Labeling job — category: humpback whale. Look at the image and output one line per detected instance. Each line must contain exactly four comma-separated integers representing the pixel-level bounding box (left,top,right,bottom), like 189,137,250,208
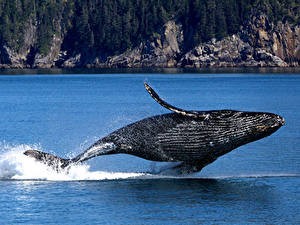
24,83,285,174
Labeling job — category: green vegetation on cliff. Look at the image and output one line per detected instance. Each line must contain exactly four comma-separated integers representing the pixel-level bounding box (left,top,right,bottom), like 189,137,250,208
0,0,299,57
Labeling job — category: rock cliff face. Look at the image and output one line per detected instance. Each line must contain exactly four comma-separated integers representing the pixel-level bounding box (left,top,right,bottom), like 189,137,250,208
0,19,37,68
180,14,299,68
33,35,64,69
0,14,299,69
101,21,183,68
0,18,64,69
60,21,183,68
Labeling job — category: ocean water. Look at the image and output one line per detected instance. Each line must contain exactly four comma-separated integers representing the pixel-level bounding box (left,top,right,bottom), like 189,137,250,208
0,72,299,224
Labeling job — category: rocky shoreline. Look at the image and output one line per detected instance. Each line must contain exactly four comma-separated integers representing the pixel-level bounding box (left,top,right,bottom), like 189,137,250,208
0,13,299,69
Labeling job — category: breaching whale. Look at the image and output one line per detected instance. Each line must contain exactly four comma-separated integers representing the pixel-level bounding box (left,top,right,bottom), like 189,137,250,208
24,83,285,174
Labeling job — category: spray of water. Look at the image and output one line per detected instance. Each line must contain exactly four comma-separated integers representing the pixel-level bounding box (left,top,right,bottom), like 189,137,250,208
0,143,145,181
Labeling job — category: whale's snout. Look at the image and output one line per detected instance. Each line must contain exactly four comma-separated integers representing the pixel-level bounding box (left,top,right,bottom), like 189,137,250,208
270,114,285,128
276,115,285,126
250,112,285,136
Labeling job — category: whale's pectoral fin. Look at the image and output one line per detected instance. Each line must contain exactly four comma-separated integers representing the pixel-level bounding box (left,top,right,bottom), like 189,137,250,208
144,82,207,119
24,150,71,171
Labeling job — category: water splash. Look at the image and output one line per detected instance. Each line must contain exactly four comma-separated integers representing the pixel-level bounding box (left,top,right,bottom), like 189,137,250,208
0,144,144,181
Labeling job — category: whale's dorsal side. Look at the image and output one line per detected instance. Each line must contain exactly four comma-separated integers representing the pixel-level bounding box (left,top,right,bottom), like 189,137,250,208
144,82,207,119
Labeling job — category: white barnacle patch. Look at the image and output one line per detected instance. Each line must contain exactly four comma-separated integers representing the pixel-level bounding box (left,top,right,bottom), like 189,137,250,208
121,144,132,150
191,120,197,125
204,114,210,120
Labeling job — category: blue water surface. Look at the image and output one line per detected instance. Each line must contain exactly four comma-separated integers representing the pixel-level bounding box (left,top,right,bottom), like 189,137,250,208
0,72,299,224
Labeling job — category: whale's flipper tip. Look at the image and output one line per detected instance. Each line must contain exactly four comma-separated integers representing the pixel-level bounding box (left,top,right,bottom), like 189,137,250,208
24,150,71,171
144,82,205,118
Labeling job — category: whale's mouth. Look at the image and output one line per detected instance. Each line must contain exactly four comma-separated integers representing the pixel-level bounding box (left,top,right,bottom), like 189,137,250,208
269,115,285,129
257,113,285,130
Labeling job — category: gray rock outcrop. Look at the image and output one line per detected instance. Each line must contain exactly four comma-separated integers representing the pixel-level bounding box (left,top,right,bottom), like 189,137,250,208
33,35,63,68
92,20,183,68
181,14,298,68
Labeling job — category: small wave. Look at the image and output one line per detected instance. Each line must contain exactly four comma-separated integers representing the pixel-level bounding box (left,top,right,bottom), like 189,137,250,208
196,173,300,179
132,173,300,180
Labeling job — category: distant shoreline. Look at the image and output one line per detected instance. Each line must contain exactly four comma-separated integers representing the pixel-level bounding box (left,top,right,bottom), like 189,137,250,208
1,67,300,75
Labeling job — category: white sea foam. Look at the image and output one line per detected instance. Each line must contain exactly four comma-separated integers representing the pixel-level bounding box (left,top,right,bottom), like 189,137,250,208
0,144,145,181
